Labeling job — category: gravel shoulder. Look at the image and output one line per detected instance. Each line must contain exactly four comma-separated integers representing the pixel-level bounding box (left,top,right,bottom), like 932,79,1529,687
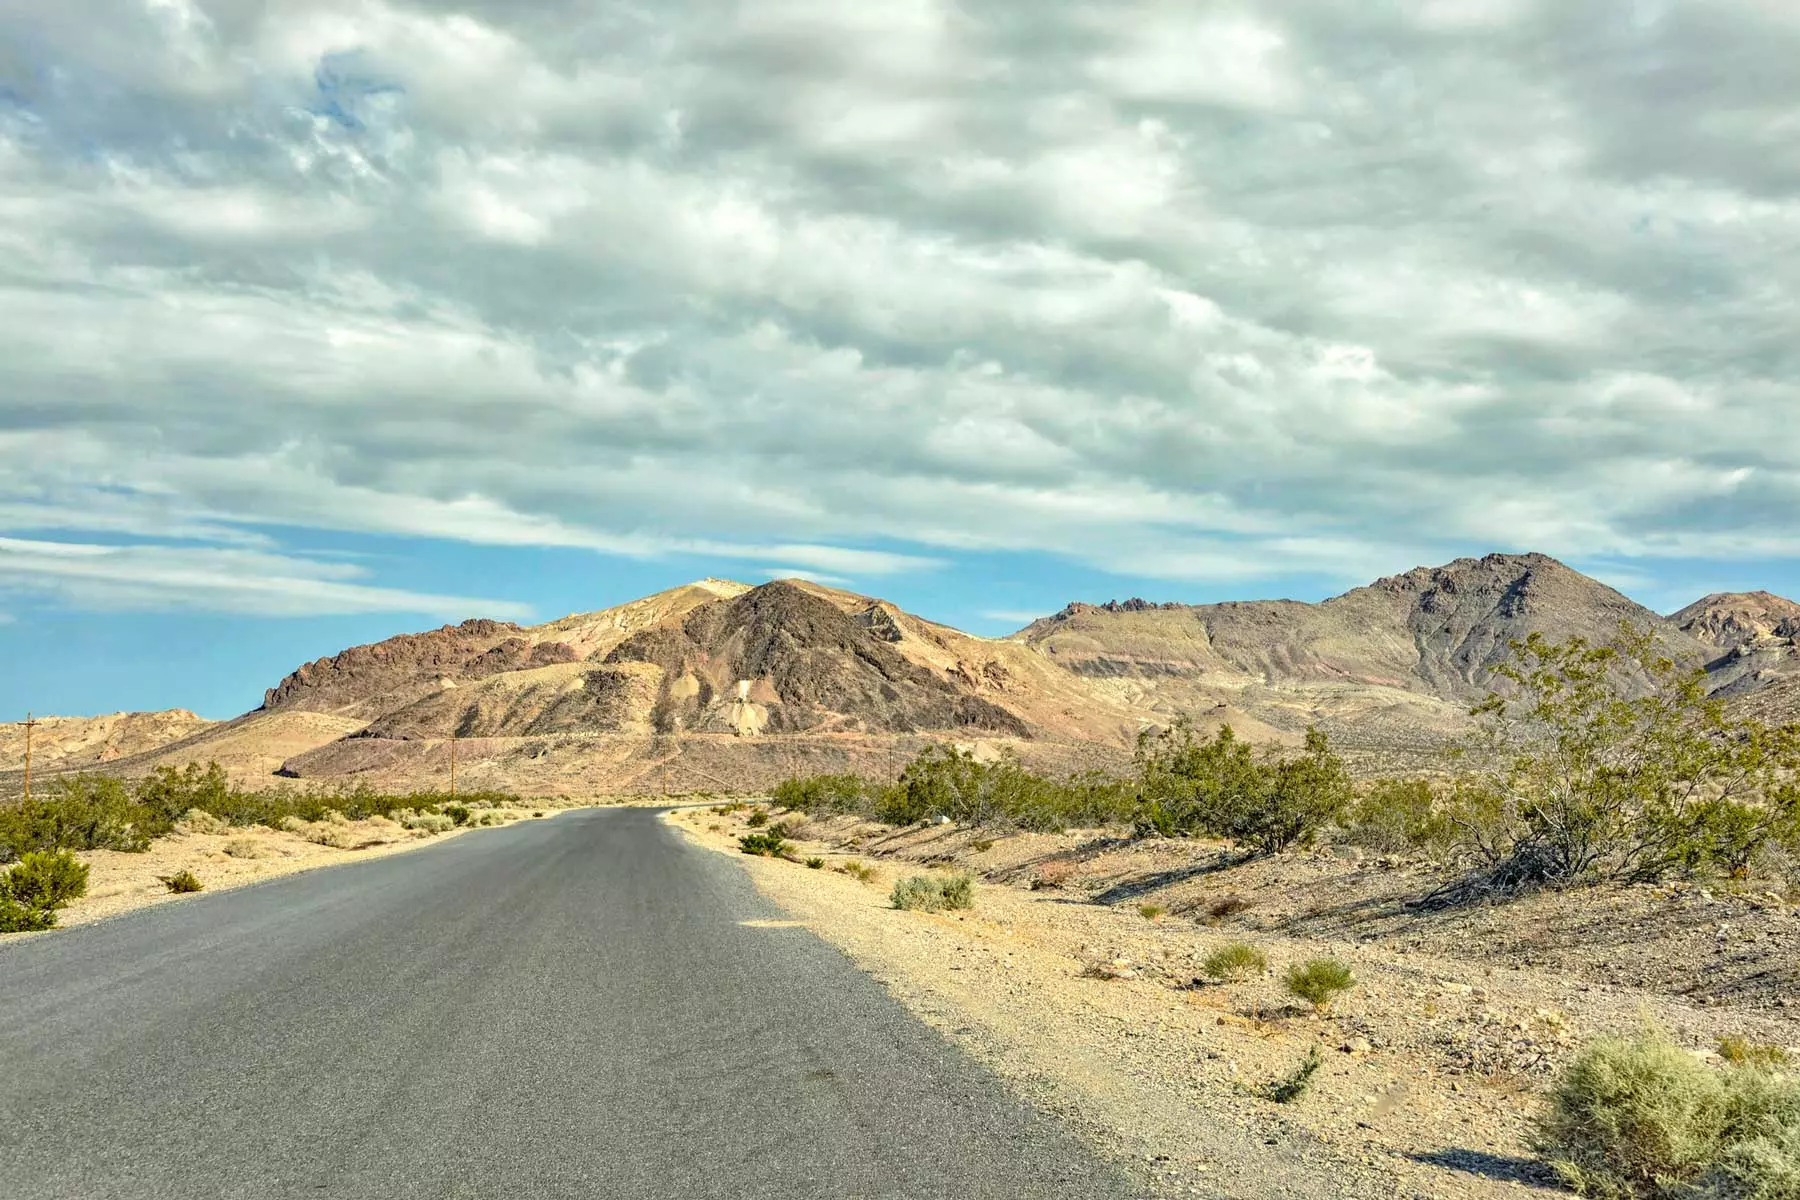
670,808,1800,1200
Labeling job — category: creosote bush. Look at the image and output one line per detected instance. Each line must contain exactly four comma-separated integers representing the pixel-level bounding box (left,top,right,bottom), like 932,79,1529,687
159,870,204,894
1533,1027,1800,1199
1284,958,1356,1012
0,849,89,931
1201,941,1268,982
891,873,975,912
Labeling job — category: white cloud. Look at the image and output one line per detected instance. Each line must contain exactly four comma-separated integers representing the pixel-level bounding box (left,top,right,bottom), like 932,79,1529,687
0,537,531,620
0,0,1796,609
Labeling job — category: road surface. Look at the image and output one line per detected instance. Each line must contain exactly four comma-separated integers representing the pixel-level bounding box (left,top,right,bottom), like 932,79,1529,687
0,808,1138,1199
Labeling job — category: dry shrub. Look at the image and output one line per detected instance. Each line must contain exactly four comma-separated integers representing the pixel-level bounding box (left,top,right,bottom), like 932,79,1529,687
1202,941,1268,981
175,808,229,836
1030,859,1075,891
891,873,975,912
396,809,455,834
159,870,204,894
1203,894,1254,924
222,837,263,859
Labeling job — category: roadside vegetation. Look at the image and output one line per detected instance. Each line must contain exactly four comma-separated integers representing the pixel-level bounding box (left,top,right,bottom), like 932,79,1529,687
769,624,1800,900
0,762,518,865
0,849,88,931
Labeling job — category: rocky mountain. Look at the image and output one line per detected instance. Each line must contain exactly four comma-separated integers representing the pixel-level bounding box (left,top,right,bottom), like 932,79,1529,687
1670,590,1800,704
1019,553,1708,699
14,554,1800,796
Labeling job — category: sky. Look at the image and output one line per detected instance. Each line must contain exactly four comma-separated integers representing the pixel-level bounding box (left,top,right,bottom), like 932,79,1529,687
2,0,1799,720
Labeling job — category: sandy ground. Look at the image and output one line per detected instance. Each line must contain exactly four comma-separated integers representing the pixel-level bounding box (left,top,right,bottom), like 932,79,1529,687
669,807,1800,1200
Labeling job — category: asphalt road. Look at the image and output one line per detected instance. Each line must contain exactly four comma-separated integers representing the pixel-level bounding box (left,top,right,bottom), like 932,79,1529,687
0,808,1139,1199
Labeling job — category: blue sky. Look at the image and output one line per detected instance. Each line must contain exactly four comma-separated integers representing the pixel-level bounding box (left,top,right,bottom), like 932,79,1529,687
3,1,1799,720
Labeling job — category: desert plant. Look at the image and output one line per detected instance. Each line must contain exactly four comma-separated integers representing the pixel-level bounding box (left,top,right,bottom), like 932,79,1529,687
970,838,995,853
738,832,790,857
1265,1045,1324,1103
1202,941,1268,981
1284,958,1356,1012
1203,894,1254,923
1451,627,1800,894
1138,903,1166,920
837,860,877,883
159,870,205,894
444,804,472,826
222,837,263,859
745,810,770,828
891,873,976,912
1348,778,1455,854
396,809,457,834
175,808,230,836
3,849,90,912
1534,1030,1732,1198
1133,723,1350,852
805,856,825,869
1719,1038,1792,1069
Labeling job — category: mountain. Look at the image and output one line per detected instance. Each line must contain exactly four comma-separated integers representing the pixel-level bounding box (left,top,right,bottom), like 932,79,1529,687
1670,590,1800,705
12,553,1799,796
0,710,215,774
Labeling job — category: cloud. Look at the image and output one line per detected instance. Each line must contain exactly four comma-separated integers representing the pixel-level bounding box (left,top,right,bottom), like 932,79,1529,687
0,537,531,620
0,0,1797,604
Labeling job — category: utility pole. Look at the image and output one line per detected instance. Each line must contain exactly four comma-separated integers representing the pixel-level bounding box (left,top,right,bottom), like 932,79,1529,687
22,712,38,804
449,731,457,800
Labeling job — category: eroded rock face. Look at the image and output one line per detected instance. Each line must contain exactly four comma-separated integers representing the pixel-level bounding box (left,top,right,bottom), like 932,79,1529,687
261,619,526,713
605,581,1030,737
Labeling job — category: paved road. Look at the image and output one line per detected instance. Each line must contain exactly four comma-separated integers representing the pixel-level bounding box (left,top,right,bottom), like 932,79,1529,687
0,808,1138,1199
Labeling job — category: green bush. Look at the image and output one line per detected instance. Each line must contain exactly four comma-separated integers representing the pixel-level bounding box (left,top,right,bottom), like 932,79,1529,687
738,832,790,857
1284,958,1356,1012
1348,778,1454,854
444,805,472,826
1138,903,1165,920
745,810,770,828
1719,1037,1791,1068
1133,723,1350,852
3,849,90,911
159,870,205,894
1201,941,1267,981
0,897,57,933
1699,1123,1800,1199
772,774,870,815
804,857,825,869
891,873,976,912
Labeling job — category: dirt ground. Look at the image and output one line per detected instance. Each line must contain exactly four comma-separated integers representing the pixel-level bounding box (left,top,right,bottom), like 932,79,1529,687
669,807,1800,1200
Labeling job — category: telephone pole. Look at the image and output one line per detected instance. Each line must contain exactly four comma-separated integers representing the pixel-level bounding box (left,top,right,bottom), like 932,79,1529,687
22,712,38,804
449,731,457,800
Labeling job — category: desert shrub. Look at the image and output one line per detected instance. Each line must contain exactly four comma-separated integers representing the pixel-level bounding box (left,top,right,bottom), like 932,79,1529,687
837,860,877,883
1264,1045,1324,1103
396,809,456,834
1133,723,1350,852
805,856,825,869
175,808,230,836
1449,627,1800,894
222,837,263,859
970,838,995,853
444,804,472,826
1348,778,1454,854
1201,941,1268,981
1138,903,1165,920
159,870,204,894
772,773,871,815
1284,958,1356,1012
745,810,770,828
1719,1038,1791,1068
3,849,89,912
0,896,58,932
891,873,975,912
738,832,789,857
1698,1126,1800,1200
1203,894,1254,923
0,775,151,860
1534,1030,1732,1197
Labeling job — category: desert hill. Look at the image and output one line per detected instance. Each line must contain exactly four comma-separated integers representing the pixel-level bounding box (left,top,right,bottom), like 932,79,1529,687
10,555,1800,795
0,710,215,774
